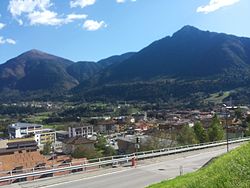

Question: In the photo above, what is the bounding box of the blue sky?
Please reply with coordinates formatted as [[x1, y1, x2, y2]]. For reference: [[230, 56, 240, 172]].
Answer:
[[0, 0, 250, 64]]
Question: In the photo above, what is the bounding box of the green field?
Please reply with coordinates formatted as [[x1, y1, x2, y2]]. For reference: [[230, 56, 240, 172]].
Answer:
[[25, 112, 51, 123], [148, 142, 250, 188], [205, 91, 231, 104]]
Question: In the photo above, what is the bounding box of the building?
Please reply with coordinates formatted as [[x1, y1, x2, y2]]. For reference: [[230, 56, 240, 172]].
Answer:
[[117, 136, 137, 154], [0, 140, 46, 172], [56, 130, 69, 141], [35, 129, 56, 147], [8, 123, 56, 149], [62, 137, 95, 155], [95, 121, 118, 134], [8, 123, 43, 139], [68, 124, 93, 138]]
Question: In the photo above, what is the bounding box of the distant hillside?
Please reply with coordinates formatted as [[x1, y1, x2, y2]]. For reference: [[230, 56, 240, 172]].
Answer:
[[71, 26, 250, 104], [98, 52, 136, 68], [100, 26, 250, 83], [0, 49, 78, 91], [2, 26, 250, 104], [67, 61, 102, 82]]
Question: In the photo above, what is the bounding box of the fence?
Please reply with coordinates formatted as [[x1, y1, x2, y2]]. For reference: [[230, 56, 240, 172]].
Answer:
[[0, 136, 249, 184]]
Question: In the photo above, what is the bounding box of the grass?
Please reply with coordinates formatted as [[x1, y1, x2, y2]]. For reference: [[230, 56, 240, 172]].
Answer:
[[25, 112, 51, 123], [43, 124, 66, 131], [205, 91, 231, 104], [148, 142, 250, 188]]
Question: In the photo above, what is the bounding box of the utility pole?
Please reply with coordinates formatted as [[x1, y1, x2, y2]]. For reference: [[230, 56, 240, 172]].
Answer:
[[134, 136, 140, 167], [223, 104, 229, 153], [226, 109, 229, 153]]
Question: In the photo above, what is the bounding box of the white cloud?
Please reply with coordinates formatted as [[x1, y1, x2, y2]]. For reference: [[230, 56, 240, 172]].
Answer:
[[28, 10, 63, 26], [70, 0, 96, 8], [28, 11, 88, 26], [83, 20, 107, 31], [116, 0, 126, 3], [8, 0, 51, 17], [116, 0, 136, 3], [0, 23, 5, 29], [0, 36, 16, 45], [197, 0, 240, 14], [8, 0, 87, 26], [65, 13, 88, 23], [5, 38, 16, 45]]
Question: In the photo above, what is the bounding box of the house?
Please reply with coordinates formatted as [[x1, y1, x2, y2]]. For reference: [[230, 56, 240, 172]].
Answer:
[[135, 121, 149, 132], [0, 139, 82, 174], [117, 137, 136, 154], [95, 121, 118, 134], [62, 137, 95, 155], [0, 140, 46, 172]]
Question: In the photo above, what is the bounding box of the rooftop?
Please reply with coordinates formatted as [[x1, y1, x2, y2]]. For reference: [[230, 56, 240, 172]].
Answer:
[[69, 123, 93, 128], [8, 122, 43, 129], [64, 137, 95, 145]]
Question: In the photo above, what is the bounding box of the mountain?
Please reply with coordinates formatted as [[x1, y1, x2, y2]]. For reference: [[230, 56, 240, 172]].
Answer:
[[73, 26, 250, 104], [100, 25, 250, 83], [98, 52, 136, 68], [0, 49, 78, 91], [67, 61, 102, 82], [2, 26, 250, 105]]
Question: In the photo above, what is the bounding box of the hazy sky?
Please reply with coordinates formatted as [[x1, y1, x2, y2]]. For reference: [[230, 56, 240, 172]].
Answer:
[[0, 0, 249, 63]]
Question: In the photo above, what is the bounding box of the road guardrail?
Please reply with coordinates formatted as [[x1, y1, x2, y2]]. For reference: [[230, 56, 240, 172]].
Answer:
[[0, 137, 249, 183]]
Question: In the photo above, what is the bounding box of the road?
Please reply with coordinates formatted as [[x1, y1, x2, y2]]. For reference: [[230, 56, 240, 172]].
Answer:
[[12, 143, 243, 188]]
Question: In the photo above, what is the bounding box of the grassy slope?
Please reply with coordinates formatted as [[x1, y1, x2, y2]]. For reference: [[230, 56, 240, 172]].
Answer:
[[204, 91, 231, 104], [148, 142, 250, 188]]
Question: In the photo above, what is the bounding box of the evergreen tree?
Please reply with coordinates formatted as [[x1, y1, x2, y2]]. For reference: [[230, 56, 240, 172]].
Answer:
[[194, 122, 208, 143], [208, 115, 224, 142], [235, 108, 243, 120], [95, 135, 117, 156], [245, 122, 250, 137], [42, 142, 52, 155]]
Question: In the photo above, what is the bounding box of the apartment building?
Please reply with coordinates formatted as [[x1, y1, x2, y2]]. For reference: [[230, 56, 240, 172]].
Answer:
[[8, 123, 56, 148], [68, 124, 94, 138], [8, 123, 43, 139]]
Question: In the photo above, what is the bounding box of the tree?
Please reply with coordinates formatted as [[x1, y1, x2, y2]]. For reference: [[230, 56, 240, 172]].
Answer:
[[103, 146, 116, 156], [235, 108, 243, 120], [177, 125, 198, 145], [72, 146, 102, 159], [194, 122, 208, 143], [95, 135, 117, 156], [95, 135, 107, 150], [208, 115, 224, 142], [42, 142, 52, 155], [245, 122, 250, 137]]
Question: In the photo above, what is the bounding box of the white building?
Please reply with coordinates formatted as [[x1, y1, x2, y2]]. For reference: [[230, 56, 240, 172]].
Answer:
[[68, 125, 94, 138], [8, 123, 43, 139], [8, 123, 56, 148]]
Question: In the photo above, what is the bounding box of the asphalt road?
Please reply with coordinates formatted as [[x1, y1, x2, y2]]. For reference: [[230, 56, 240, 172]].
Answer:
[[14, 143, 242, 188]]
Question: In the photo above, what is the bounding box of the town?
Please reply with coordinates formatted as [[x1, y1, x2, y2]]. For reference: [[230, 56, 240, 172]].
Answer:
[[0, 101, 250, 185]]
